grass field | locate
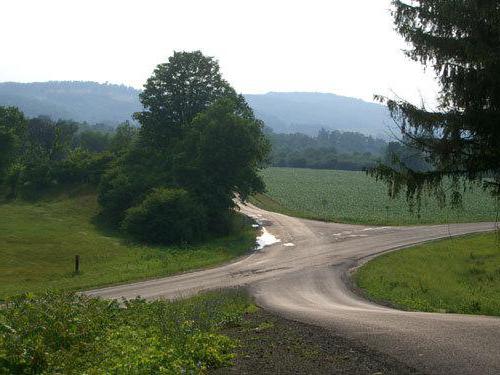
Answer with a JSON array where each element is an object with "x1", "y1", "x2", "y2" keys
[
  {"x1": 355, "y1": 232, "x2": 500, "y2": 316},
  {"x1": 253, "y1": 167, "x2": 499, "y2": 225},
  {"x1": 0, "y1": 190, "x2": 256, "y2": 299}
]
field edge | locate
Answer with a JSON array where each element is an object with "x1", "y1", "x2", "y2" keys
[{"x1": 351, "y1": 232, "x2": 500, "y2": 317}]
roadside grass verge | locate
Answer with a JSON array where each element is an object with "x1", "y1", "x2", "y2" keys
[
  {"x1": 0, "y1": 290, "x2": 255, "y2": 374},
  {"x1": 355, "y1": 232, "x2": 500, "y2": 316},
  {"x1": 255, "y1": 167, "x2": 499, "y2": 225},
  {"x1": 0, "y1": 191, "x2": 256, "y2": 300}
]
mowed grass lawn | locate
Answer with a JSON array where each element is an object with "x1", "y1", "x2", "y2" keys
[
  {"x1": 0, "y1": 192, "x2": 256, "y2": 299},
  {"x1": 253, "y1": 167, "x2": 499, "y2": 225},
  {"x1": 355, "y1": 232, "x2": 500, "y2": 316}
]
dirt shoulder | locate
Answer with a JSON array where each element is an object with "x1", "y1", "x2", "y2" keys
[{"x1": 213, "y1": 308, "x2": 423, "y2": 375}]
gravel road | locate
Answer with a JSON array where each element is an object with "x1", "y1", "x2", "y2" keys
[{"x1": 88, "y1": 203, "x2": 500, "y2": 375}]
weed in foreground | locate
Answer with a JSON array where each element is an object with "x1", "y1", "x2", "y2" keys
[{"x1": 0, "y1": 290, "x2": 254, "y2": 374}]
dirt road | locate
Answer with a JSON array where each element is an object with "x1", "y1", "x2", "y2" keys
[{"x1": 88, "y1": 204, "x2": 500, "y2": 375}]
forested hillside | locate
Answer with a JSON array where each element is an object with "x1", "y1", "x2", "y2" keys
[
  {"x1": 245, "y1": 92, "x2": 391, "y2": 137},
  {"x1": 0, "y1": 81, "x2": 141, "y2": 125}
]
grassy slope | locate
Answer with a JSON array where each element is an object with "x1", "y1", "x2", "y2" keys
[
  {"x1": 355, "y1": 232, "x2": 500, "y2": 316},
  {"x1": 0, "y1": 191, "x2": 256, "y2": 299},
  {"x1": 252, "y1": 167, "x2": 498, "y2": 225}
]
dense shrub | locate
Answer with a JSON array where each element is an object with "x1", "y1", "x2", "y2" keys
[
  {"x1": 4, "y1": 151, "x2": 113, "y2": 198},
  {"x1": 122, "y1": 187, "x2": 208, "y2": 244},
  {"x1": 10, "y1": 161, "x2": 54, "y2": 195},
  {"x1": 0, "y1": 291, "x2": 251, "y2": 374},
  {"x1": 52, "y1": 149, "x2": 113, "y2": 185},
  {"x1": 97, "y1": 145, "x2": 170, "y2": 224}
]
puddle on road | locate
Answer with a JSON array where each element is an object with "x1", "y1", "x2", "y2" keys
[
  {"x1": 283, "y1": 243, "x2": 295, "y2": 247},
  {"x1": 256, "y1": 227, "x2": 281, "y2": 249}
]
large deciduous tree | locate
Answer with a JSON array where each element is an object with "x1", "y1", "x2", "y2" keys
[
  {"x1": 98, "y1": 51, "x2": 270, "y2": 242},
  {"x1": 176, "y1": 99, "x2": 270, "y2": 230},
  {"x1": 135, "y1": 50, "x2": 253, "y2": 147},
  {"x1": 373, "y1": 0, "x2": 500, "y2": 205}
]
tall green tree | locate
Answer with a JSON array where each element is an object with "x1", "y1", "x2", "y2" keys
[
  {"x1": 99, "y1": 51, "x2": 270, "y2": 241},
  {"x1": 24, "y1": 117, "x2": 78, "y2": 162},
  {"x1": 175, "y1": 99, "x2": 270, "y2": 230},
  {"x1": 373, "y1": 0, "x2": 500, "y2": 204},
  {"x1": 135, "y1": 50, "x2": 252, "y2": 147},
  {"x1": 110, "y1": 121, "x2": 138, "y2": 154},
  {"x1": 0, "y1": 106, "x2": 26, "y2": 182}
]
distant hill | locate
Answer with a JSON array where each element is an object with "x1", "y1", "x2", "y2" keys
[
  {"x1": 0, "y1": 81, "x2": 141, "y2": 125},
  {"x1": 0, "y1": 82, "x2": 391, "y2": 136},
  {"x1": 244, "y1": 92, "x2": 391, "y2": 137}
]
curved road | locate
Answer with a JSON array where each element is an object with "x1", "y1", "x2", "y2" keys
[{"x1": 88, "y1": 204, "x2": 500, "y2": 375}]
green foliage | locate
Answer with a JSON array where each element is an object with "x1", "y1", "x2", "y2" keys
[
  {"x1": 97, "y1": 145, "x2": 167, "y2": 223},
  {"x1": 372, "y1": 0, "x2": 500, "y2": 205},
  {"x1": 6, "y1": 150, "x2": 113, "y2": 198},
  {"x1": 99, "y1": 52, "x2": 269, "y2": 244},
  {"x1": 52, "y1": 149, "x2": 113, "y2": 185},
  {"x1": 0, "y1": 113, "x2": 125, "y2": 197},
  {"x1": 0, "y1": 290, "x2": 253, "y2": 374},
  {"x1": 0, "y1": 107, "x2": 26, "y2": 184},
  {"x1": 383, "y1": 141, "x2": 431, "y2": 173},
  {"x1": 123, "y1": 188, "x2": 207, "y2": 244},
  {"x1": 23, "y1": 116, "x2": 78, "y2": 163},
  {"x1": 177, "y1": 99, "x2": 269, "y2": 232},
  {"x1": 0, "y1": 110, "x2": 146, "y2": 201},
  {"x1": 254, "y1": 167, "x2": 498, "y2": 225},
  {"x1": 0, "y1": 192, "x2": 256, "y2": 299},
  {"x1": 355, "y1": 232, "x2": 500, "y2": 316},
  {"x1": 135, "y1": 50, "x2": 252, "y2": 148},
  {"x1": 110, "y1": 121, "x2": 139, "y2": 154},
  {"x1": 73, "y1": 129, "x2": 111, "y2": 152},
  {"x1": 267, "y1": 128, "x2": 386, "y2": 171}
]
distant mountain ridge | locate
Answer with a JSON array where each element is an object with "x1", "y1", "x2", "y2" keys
[
  {"x1": 244, "y1": 92, "x2": 391, "y2": 137},
  {"x1": 0, "y1": 81, "x2": 390, "y2": 137},
  {"x1": 0, "y1": 81, "x2": 141, "y2": 125}
]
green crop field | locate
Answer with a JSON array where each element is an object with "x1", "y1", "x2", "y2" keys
[
  {"x1": 0, "y1": 190, "x2": 256, "y2": 299},
  {"x1": 252, "y1": 167, "x2": 499, "y2": 225},
  {"x1": 355, "y1": 232, "x2": 500, "y2": 316}
]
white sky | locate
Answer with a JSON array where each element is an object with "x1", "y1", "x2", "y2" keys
[{"x1": 1, "y1": 0, "x2": 440, "y2": 106}]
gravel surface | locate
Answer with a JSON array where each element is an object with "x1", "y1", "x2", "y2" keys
[{"x1": 214, "y1": 308, "x2": 423, "y2": 375}]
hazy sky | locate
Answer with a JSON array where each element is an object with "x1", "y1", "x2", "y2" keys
[{"x1": 1, "y1": 0, "x2": 440, "y2": 106}]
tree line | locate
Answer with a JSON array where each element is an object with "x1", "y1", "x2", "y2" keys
[
  {"x1": 0, "y1": 111, "x2": 137, "y2": 197},
  {"x1": 266, "y1": 128, "x2": 387, "y2": 171}
]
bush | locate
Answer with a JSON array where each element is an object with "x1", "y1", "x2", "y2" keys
[
  {"x1": 122, "y1": 187, "x2": 208, "y2": 244},
  {"x1": 52, "y1": 149, "x2": 113, "y2": 185},
  {"x1": 97, "y1": 166, "x2": 143, "y2": 223},
  {"x1": 0, "y1": 291, "x2": 250, "y2": 374},
  {"x1": 4, "y1": 151, "x2": 113, "y2": 198}
]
